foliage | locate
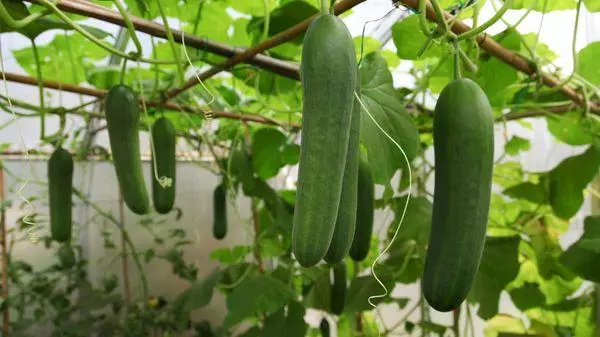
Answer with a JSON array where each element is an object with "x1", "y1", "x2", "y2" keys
[{"x1": 0, "y1": 0, "x2": 600, "y2": 336}]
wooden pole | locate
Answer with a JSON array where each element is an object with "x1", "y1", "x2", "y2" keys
[{"x1": 0, "y1": 166, "x2": 9, "y2": 336}]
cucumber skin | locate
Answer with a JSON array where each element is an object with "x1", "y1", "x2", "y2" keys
[
  {"x1": 213, "y1": 184, "x2": 227, "y2": 240},
  {"x1": 422, "y1": 78, "x2": 494, "y2": 312},
  {"x1": 48, "y1": 147, "x2": 74, "y2": 243},
  {"x1": 105, "y1": 85, "x2": 149, "y2": 215},
  {"x1": 330, "y1": 262, "x2": 347, "y2": 315},
  {"x1": 349, "y1": 152, "x2": 375, "y2": 262},
  {"x1": 325, "y1": 77, "x2": 361, "y2": 264},
  {"x1": 151, "y1": 117, "x2": 176, "y2": 214},
  {"x1": 292, "y1": 14, "x2": 358, "y2": 267}
]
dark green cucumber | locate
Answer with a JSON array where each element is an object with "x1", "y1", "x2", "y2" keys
[
  {"x1": 48, "y1": 147, "x2": 73, "y2": 243},
  {"x1": 213, "y1": 184, "x2": 227, "y2": 240},
  {"x1": 330, "y1": 262, "x2": 347, "y2": 315},
  {"x1": 292, "y1": 14, "x2": 358, "y2": 267},
  {"x1": 349, "y1": 152, "x2": 375, "y2": 262},
  {"x1": 325, "y1": 78, "x2": 361, "y2": 264},
  {"x1": 422, "y1": 78, "x2": 494, "y2": 312},
  {"x1": 105, "y1": 84, "x2": 149, "y2": 215},
  {"x1": 319, "y1": 318, "x2": 330, "y2": 337},
  {"x1": 151, "y1": 117, "x2": 176, "y2": 214}
]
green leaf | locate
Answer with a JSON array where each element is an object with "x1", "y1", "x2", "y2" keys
[
  {"x1": 505, "y1": 136, "x2": 531, "y2": 155},
  {"x1": 262, "y1": 301, "x2": 307, "y2": 337},
  {"x1": 209, "y1": 246, "x2": 250, "y2": 264},
  {"x1": 13, "y1": 34, "x2": 108, "y2": 84},
  {"x1": 344, "y1": 274, "x2": 394, "y2": 313},
  {"x1": 391, "y1": 15, "x2": 442, "y2": 60},
  {"x1": 584, "y1": 0, "x2": 600, "y2": 11},
  {"x1": 359, "y1": 52, "x2": 420, "y2": 184},
  {"x1": 474, "y1": 29, "x2": 521, "y2": 106},
  {"x1": 503, "y1": 181, "x2": 548, "y2": 204},
  {"x1": 560, "y1": 216, "x2": 600, "y2": 282},
  {"x1": 548, "y1": 146, "x2": 600, "y2": 219},
  {"x1": 87, "y1": 66, "x2": 121, "y2": 90},
  {"x1": 252, "y1": 128, "x2": 287, "y2": 180},
  {"x1": 303, "y1": 268, "x2": 331, "y2": 311},
  {"x1": 229, "y1": 0, "x2": 278, "y2": 16},
  {"x1": 171, "y1": 269, "x2": 221, "y2": 314},
  {"x1": 223, "y1": 275, "x2": 295, "y2": 327},
  {"x1": 509, "y1": 282, "x2": 546, "y2": 311},
  {"x1": 507, "y1": 0, "x2": 577, "y2": 12},
  {"x1": 546, "y1": 112, "x2": 600, "y2": 146},
  {"x1": 469, "y1": 236, "x2": 521, "y2": 319},
  {"x1": 578, "y1": 41, "x2": 600, "y2": 86}
]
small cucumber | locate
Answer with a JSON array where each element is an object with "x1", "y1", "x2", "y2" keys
[
  {"x1": 292, "y1": 14, "x2": 358, "y2": 267},
  {"x1": 105, "y1": 84, "x2": 149, "y2": 215},
  {"x1": 422, "y1": 78, "x2": 494, "y2": 312},
  {"x1": 48, "y1": 147, "x2": 73, "y2": 243},
  {"x1": 330, "y1": 262, "x2": 347, "y2": 315},
  {"x1": 151, "y1": 117, "x2": 176, "y2": 214},
  {"x1": 213, "y1": 184, "x2": 227, "y2": 240},
  {"x1": 349, "y1": 152, "x2": 375, "y2": 262}
]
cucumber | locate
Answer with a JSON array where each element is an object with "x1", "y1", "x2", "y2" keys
[
  {"x1": 349, "y1": 152, "x2": 375, "y2": 262},
  {"x1": 292, "y1": 14, "x2": 358, "y2": 267},
  {"x1": 422, "y1": 78, "x2": 494, "y2": 312},
  {"x1": 48, "y1": 147, "x2": 73, "y2": 243},
  {"x1": 325, "y1": 77, "x2": 361, "y2": 264},
  {"x1": 151, "y1": 116, "x2": 176, "y2": 214},
  {"x1": 319, "y1": 318, "x2": 330, "y2": 337},
  {"x1": 213, "y1": 184, "x2": 227, "y2": 240},
  {"x1": 105, "y1": 84, "x2": 149, "y2": 215},
  {"x1": 330, "y1": 262, "x2": 347, "y2": 315}
]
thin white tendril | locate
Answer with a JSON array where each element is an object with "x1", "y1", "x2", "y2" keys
[
  {"x1": 180, "y1": 28, "x2": 215, "y2": 120},
  {"x1": 0, "y1": 27, "x2": 36, "y2": 228},
  {"x1": 356, "y1": 91, "x2": 412, "y2": 336},
  {"x1": 135, "y1": 61, "x2": 172, "y2": 189}
]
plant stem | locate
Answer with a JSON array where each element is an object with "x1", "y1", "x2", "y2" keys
[
  {"x1": 113, "y1": 0, "x2": 142, "y2": 56},
  {"x1": 321, "y1": 0, "x2": 330, "y2": 14},
  {"x1": 547, "y1": 0, "x2": 582, "y2": 93},
  {"x1": 0, "y1": 0, "x2": 52, "y2": 29},
  {"x1": 454, "y1": 42, "x2": 462, "y2": 80},
  {"x1": 30, "y1": 39, "x2": 45, "y2": 141},
  {"x1": 418, "y1": 0, "x2": 433, "y2": 36},
  {"x1": 156, "y1": 0, "x2": 185, "y2": 84},
  {"x1": 261, "y1": 0, "x2": 271, "y2": 42},
  {"x1": 251, "y1": 200, "x2": 264, "y2": 273},
  {"x1": 430, "y1": 0, "x2": 449, "y2": 33},
  {"x1": 458, "y1": 0, "x2": 512, "y2": 41}
]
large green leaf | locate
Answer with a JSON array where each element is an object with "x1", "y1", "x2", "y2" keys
[
  {"x1": 546, "y1": 112, "x2": 600, "y2": 146},
  {"x1": 262, "y1": 301, "x2": 307, "y2": 337},
  {"x1": 469, "y1": 236, "x2": 521, "y2": 319},
  {"x1": 507, "y1": 0, "x2": 577, "y2": 12},
  {"x1": 359, "y1": 52, "x2": 420, "y2": 184},
  {"x1": 171, "y1": 269, "x2": 221, "y2": 314},
  {"x1": 585, "y1": 0, "x2": 600, "y2": 11},
  {"x1": 509, "y1": 282, "x2": 546, "y2": 311},
  {"x1": 343, "y1": 273, "x2": 395, "y2": 313},
  {"x1": 223, "y1": 275, "x2": 295, "y2": 327},
  {"x1": 560, "y1": 216, "x2": 600, "y2": 282},
  {"x1": 578, "y1": 41, "x2": 600, "y2": 86},
  {"x1": 548, "y1": 146, "x2": 600, "y2": 219},
  {"x1": 505, "y1": 136, "x2": 531, "y2": 156},
  {"x1": 252, "y1": 128, "x2": 287, "y2": 180},
  {"x1": 391, "y1": 15, "x2": 443, "y2": 60},
  {"x1": 13, "y1": 34, "x2": 108, "y2": 85},
  {"x1": 503, "y1": 181, "x2": 548, "y2": 205}
]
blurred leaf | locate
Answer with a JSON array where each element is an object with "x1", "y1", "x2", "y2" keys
[
  {"x1": 469, "y1": 236, "x2": 521, "y2": 319},
  {"x1": 505, "y1": 136, "x2": 531, "y2": 156},
  {"x1": 359, "y1": 52, "x2": 420, "y2": 184},
  {"x1": 223, "y1": 275, "x2": 294, "y2": 327},
  {"x1": 560, "y1": 216, "x2": 600, "y2": 282},
  {"x1": 546, "y1": 112, "x2": 600, "y2": 146},
  {"x1": 344, "y1": 274, "x2": 394, "y2": 313},
  {"x1": 391, "y1": 15, "x2": 442, "y2": 60},
  {"x1": 87, "y1": 66, "x2": 121, "y2": 90},
  {"x1": 172, "y1": 269, "x2": 221, "y2": 314},
  {"x1": 503, "y1": 181, "x2": 548, "y2": 204},
  {"x1": 252, "y1": 128, "x2": 287, "y2": 179},
  {"x1": 210, "y1": 246, "x2": 250, "y2": 264},
  {"x1": 262, "y1": 301, "x2": 307, "y2": 337},
  {"x1": 507, "y1": 0, "x2": 576, "y2": 12},
  {"x1": 548, "y1": 146, "x2": 600, "y2": 219},
  {"x1": 579, "y1": 41, "x2": 600, "y2": 86},
  {"x1": 509, "y1": 282, "x2": 546, "y2": 311},
  {"x1": 585, "y1": 0, "x2": 600, "y2": 11}
]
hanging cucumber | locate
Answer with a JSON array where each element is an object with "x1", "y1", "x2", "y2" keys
[
  {"x1": 349, "y1": 152, "x2": 375, "y2": 262},
  {"x1": 151, "y1": 116, "x2": 176, "y2": 214},
  {"x1": 292, "y1": 13, "x2": 358, "y2": 267},
  {"x1": 325, "y1": 78, "x2": 361, "y2": 264},
  {"x1": 213, "y1": 183, "x2": 227, "y2": 240},
  {"x1": 48, "y1": 147, "x2": 73, "y2": 243},
  {"x1": 422, "y1": 78, "x2": 494, "y2": 312},
  {"x1": 105, "y1": 84, "x2": 149, "y2": 215},
  {"x1": 330, "y1": 262, "x2": 347, "y2": 315}
]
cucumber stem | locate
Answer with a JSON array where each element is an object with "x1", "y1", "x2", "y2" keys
[
  {"x1": 321, "y1": 0, "x2": 330, "y2": 15},
  {"x1": 454, "y1": 41, "x2": 462, "y2": 80},
  {"x1": 457, "y1": 0, "x2": 513, "y2": 41}
]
